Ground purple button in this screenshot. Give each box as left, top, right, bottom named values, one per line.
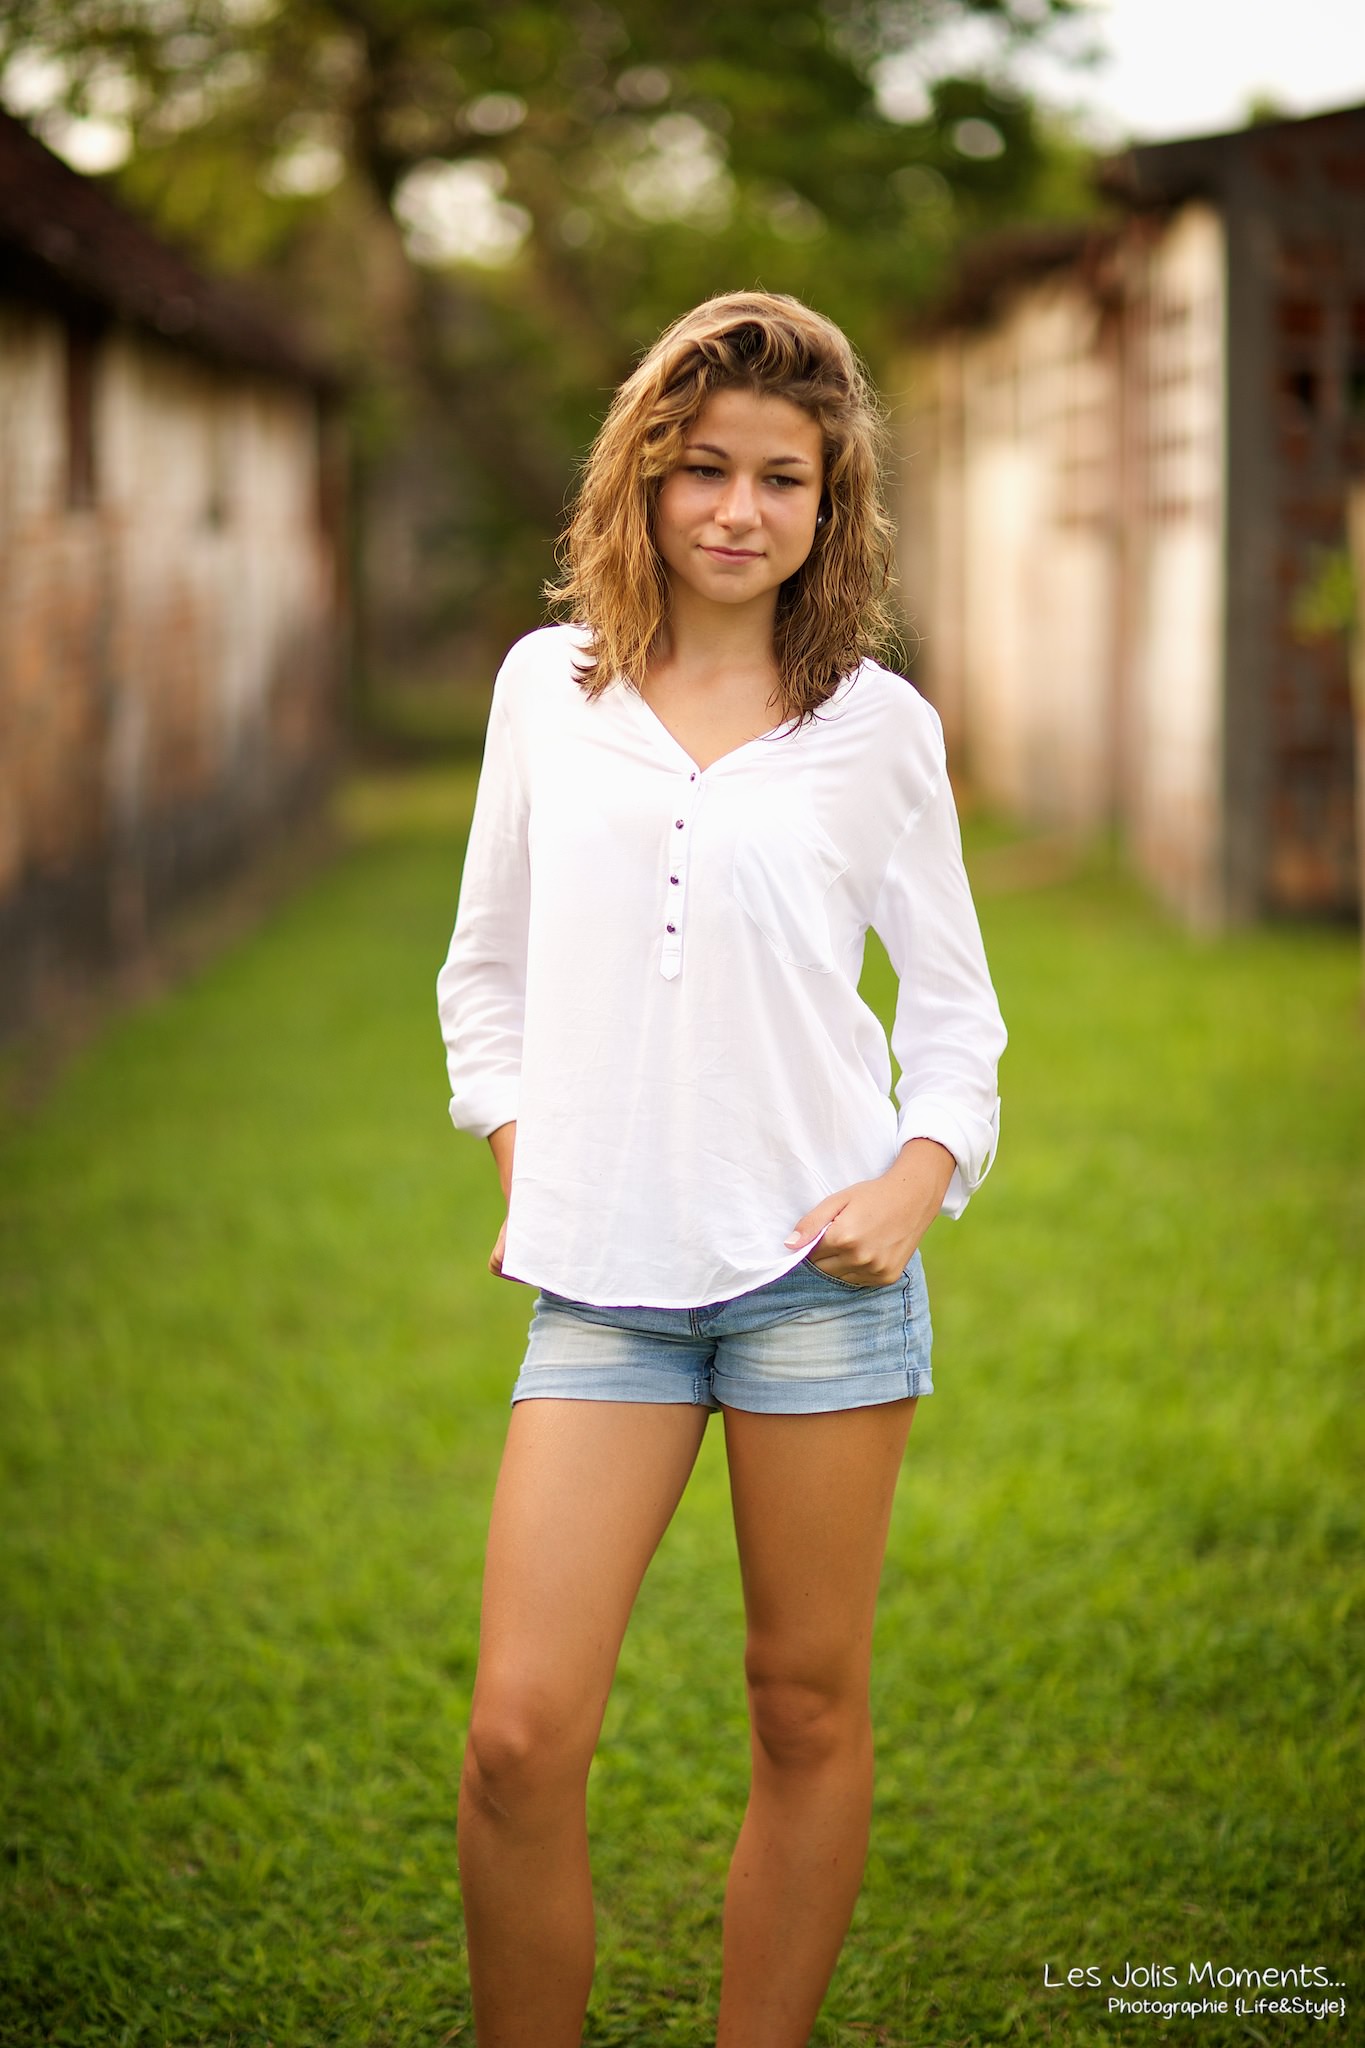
left=675, top=818, right=684, bottom=829
left=666, top=923, right=676, bottom=934
left=689, top=771, right=697, bottom=782
left=669, top=874, right=679, bottom=884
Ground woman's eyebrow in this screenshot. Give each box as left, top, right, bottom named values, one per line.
left=684, top=440, right=815, bottom=466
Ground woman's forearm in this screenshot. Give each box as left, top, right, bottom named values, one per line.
left=487, top=1120, right=517, bottom=1201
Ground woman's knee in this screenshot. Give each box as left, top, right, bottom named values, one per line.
left=462, top=1682, right=595, bottom=1821
left=744, top=1662, right=870, bottom=1773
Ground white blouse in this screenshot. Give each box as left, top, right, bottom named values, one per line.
left=437, top=624, right=1006, bottom=1309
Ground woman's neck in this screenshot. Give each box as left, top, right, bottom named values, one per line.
left=648, top=585, right=780, bottom=696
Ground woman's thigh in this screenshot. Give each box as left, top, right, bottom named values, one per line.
left=472, top=1398, right=711, bottom=1746
left=722, top=1399, right=917, bottom=1694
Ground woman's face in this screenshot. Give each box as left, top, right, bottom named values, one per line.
left=653, top=387, right=825, bottom=615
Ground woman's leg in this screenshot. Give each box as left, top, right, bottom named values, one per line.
left=716, top=1397, right=918, bottom=2048
left=459, top=1397, right=710, bottom=2048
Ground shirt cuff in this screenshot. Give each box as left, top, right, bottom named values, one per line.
left=448, top=1089, right=519, bottom=1142
left=895, top=1094, right=1001, bottom=1219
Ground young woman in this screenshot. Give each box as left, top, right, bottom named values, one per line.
left=436, top=291, right=1006, bottom=2048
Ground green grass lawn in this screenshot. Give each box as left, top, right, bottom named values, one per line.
left=2, top=766, right=1361, bottom=2048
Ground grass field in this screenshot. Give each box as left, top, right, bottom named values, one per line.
left=1, top=765, right=1361, bottom=2047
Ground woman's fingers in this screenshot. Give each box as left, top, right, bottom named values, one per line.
left=489, top=1218, right=507, bottom=1274
left=783, top=1189, right=853, bottom=1250
left=795, top=1179, right=917, bottom=1284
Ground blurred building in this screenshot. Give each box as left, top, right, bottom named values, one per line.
left=900, top=101, right=1365, bottom=927
left=0, top=110, right=347, bottom=1031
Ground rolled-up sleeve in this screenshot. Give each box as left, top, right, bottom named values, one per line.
left=871, top=723, right=1007, bottom=1217
left=436, top=670, right=531, bottom=1138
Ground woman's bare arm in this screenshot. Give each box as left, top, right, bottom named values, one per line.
left=487, top=1121, right=516, bottom=1273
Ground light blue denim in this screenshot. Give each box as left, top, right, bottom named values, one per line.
left=511, top=1252, right=933, bottom=1415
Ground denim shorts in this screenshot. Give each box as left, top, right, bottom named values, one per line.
left=511, top=1252, right=933, bottom=1415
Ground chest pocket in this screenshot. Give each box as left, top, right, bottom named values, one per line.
left=730, top=787, right=850, bottom=973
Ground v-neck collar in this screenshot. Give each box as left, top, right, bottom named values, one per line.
left=626, top=684, right=791, bottom=777
left=623, top=671, right=860, bottom=776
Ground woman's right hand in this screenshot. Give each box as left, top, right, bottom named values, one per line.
left=489, top=1217, right=508, bottom=1276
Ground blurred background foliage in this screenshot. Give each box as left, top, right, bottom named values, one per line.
left=0, top=0, right=1102, bottom=723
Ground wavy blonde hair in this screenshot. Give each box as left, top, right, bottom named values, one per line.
left=544, top=291, right=899, bottom=723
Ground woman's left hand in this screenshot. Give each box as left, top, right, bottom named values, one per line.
left=784, top=1138, right=957, bottom=1287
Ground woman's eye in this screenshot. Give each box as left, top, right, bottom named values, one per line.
left=679, top=465, right=805, bottom=488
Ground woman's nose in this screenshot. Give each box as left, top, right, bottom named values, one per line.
left=717, top=476, right=758, bottom=526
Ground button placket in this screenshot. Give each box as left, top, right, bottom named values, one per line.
left=660, top=769, right=700, bottom=979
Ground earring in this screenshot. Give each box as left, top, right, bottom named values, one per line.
left=815, top=506, right=830, bottom=529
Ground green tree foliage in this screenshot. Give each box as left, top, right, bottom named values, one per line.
left=1, top=0, right=1098, bottom=684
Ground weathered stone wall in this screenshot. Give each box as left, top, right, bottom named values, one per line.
left=1350, top=480, right=1365, bottom=983
left=1252, top=119, right=1364, bottom=915
left=1119, top=203, right=1227, bottom=928
left=899, top=205, right=1233, bottom=927
left=900, top=269, right=1126, bottom=836
left=0, top=303, right=344, bottom=1029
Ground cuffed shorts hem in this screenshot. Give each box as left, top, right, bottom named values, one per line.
left=712, top=1362, right=932, bottom=1413
left=509, top=1363, right=933, bottom=1413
